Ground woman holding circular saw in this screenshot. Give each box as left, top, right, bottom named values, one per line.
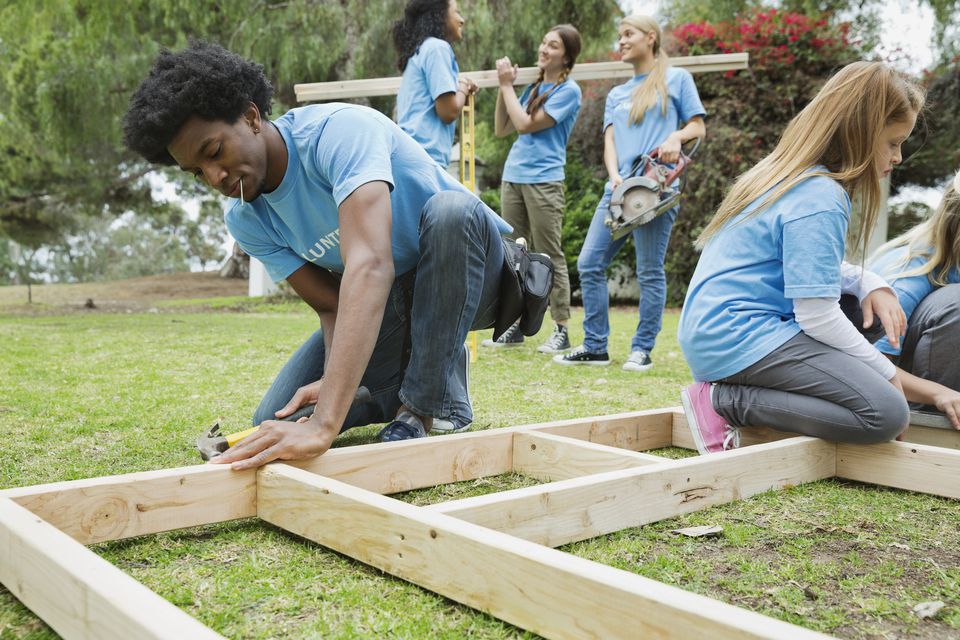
left=482, top=24, right=583, bottom=353
left=554, top=14, right=705, bottom=371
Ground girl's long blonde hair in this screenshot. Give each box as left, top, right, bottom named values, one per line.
left=870, top=169, right=960, bottom=286
left=696, top=61, right=924, bottom=255
left=620, top=15, right=669, bottom=125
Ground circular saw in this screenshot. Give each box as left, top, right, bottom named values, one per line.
left=606, top=138, right=701, bottom=240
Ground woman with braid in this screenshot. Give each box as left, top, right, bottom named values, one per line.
left=555, top=15, right=705, bottom=370
left=483, top=24, right=582, bottom=352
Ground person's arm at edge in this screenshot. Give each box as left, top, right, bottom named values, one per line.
left=892, top=366, right=960, bottom=429
left=286, top=263, right=341, bottom=367
left=494, top=89, right=515, bottom=137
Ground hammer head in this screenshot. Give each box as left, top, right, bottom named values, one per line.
left=196, top=423, right=230, bottom=461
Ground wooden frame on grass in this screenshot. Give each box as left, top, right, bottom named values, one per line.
left=1, top=407, right=957, bottom=639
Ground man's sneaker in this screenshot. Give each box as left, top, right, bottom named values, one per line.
left=537, top=324, right=571, bottom=353
left=378, top=410, right=428, bottom=442
left=432, top=344, right=473, bottom=435
left=553, top=345, right=610, bottom=366
left=481, top=322, right=523, bottom=347
left=680, top=382, right=740, bottom=454
left=622, top=350, right=653, bottom=372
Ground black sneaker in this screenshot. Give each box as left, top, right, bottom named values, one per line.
left=552, top=345, right=610, bottom=366
left=481, top=322, right=524, bottom=347
left=622, top=350, right=653, bottom=372
left=537, top=323, right=571, bottom=353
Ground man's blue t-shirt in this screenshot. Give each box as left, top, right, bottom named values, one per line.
left=869, top=245, right=960, bottom=355
left=603, top=66, right=705, bottom=182
left=502, top=79, right=582, bottom=184
left=678, top=172, right=852, bottom=382
left=224, top=104, right=509, bottom=282
left=396, top=37, right=459, bottom=166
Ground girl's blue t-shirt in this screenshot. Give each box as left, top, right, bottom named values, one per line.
left=396, top=37, right=459, bottom=166
left=501, top=79, right=582, bottom=184
left=224, top=104, right=509, bottom=282
left=678, top=172, right=852, bottom=382
left=603, top=66, right=706, bottom=182
left=868, top=245, right=960, bottom=355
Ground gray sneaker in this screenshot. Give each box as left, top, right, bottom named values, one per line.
left=432, top=344, right=473, bottom=434
left=537, top=324, right=571, bottom=353
left=622, top=350, right=653, bottom=372
left=481, top=322, right=523, bottom=347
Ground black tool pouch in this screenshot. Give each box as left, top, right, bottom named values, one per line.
left=492, top=238, right=555, bottom=340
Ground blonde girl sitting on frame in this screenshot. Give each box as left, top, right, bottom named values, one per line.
left=679, top=61, right=923, bottom=454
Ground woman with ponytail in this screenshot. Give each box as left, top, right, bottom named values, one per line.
left=678, top=62, right=927, bottom=454
left=392, top=0, right=478, bottom=165
left=866, top=170, right=960, bottom=426
left=482, top=25, right=583, bottom=352
left=554, top=15, right=706, bottom=370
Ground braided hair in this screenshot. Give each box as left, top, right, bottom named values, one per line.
left=524, top=25, right=581, bottom=115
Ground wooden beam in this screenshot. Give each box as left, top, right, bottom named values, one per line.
left=512, top=432, right=664, bottom=481
left=0, top=498, right=222, bottom=640
left=296, top=53, right=749, bottom=102
left=672, top=410, right=960, bottom=451
left=0, top=465, right=257, bottom=545
left=835, top=441, right=960, bottom=499
left=0, top=409, right=675, bottom=543
left=430, top=438, right=836, bottom=547
left=257, top=464, right=830, bottom=640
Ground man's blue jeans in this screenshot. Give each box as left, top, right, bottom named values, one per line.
left=576, top=188, right=677, bottom=355
left=253, top=191, right=504, bottom=431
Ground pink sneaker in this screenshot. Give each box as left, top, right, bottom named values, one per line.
left=681, top=382, right=740, bottom=454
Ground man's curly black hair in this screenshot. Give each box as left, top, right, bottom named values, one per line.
left=391, top=0, right=450, bottom=72
left=123, top=40, right=273, bottom=166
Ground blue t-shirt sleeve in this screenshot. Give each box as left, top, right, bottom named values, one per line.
left=781, top=211, right=847, bottom=298
left=542, top=82, right=581, bottom=125
left=420, top=39, right=458, bottom=100
left=226, top=208, right=306, bottom=282
left=676, top=70, right=706, bottom=122
left=313, top=109, right=396, bottom=206
left=603, top=91, right=616, bottom=131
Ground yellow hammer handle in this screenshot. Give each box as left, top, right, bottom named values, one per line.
left=225, top=426, right=260, bottom=447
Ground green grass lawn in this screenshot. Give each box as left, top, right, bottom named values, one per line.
left=0, top=301, right=957, bottom=639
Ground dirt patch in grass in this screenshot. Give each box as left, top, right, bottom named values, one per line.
left=0, top=271, right=248, bottom=313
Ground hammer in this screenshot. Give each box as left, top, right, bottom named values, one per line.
left=196, top=386, right=373, bottom=461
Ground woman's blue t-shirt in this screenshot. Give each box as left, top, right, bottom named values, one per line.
left=224, top=104, right=509, bottom=282
left=678, top=173, right=852, bottom=382
left=502, top=79, right=582, bottom=184
left=396, top=37, right=459, bottom=166
left=868, top=245, right=960, bottom=355
left=603, top=66, right=705, bottom=184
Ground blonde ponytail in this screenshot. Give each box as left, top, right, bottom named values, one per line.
left=621, top=15, right=669, bottom=125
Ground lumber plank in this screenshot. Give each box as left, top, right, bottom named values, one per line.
left=296, top=53, right=748, bottom=101
left=672, top=410, right=960, bottom=451
left=0, top=498, right=222, bottom=640
left=0, top=465, right=257, bottom=545
left=529, top=407, right=674, bottom=450
left=430, top=438, right=836, bottom=547
left=513, top=432, right=664, bottom=481
left=0, top=409, right=675, bottom=544
left=257, top=464, right=830, bottom=640
left=835, top=441, right=960, bottom=499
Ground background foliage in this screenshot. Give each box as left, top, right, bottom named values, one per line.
left=0, top=0, right=959, bottom=304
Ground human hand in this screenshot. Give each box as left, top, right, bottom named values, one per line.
left=933, top=389, right=960, bottom=429
left=459, top=76, right=479, bottom=95
left=495, top=57, right=517, bottom=86
left=209, top=418, right=338, bottom=470
left=862, top=288, right=906, bottom=349
left=610, top=174, right=624, bottom=189
left=274, top=379, right=324, bottom=419
left=659, top=133, right=683, bottom=163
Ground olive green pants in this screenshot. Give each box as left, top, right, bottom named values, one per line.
left=500, top=180, right=571, bottom=323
